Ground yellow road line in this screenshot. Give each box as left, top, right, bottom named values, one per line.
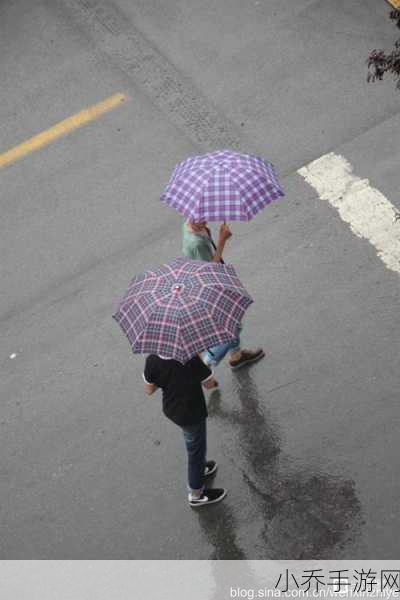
left=0, top=93, right=126, bottom=169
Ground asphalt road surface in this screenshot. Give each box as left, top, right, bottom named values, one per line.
left=1, top=0, right=399, bottom=559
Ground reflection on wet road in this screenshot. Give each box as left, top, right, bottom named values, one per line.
left=199, top=369, right=363, bottom=559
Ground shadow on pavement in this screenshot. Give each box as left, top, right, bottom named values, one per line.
left=199, top=369, right=363, bottom=559
left=196, top=501, right=245, bottom=560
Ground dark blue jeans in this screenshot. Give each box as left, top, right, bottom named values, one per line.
left=181, top=420, right=207, bottom=491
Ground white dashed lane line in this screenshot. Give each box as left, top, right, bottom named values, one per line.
left=298, top=152, right=400, bottom=275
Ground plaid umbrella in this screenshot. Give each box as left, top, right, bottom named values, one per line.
left=160, top=149, right=284, bottom=222
left=113, top=257, right=253, bottom=363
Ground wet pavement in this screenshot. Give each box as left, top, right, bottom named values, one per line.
left=1, top=0, right=399, bottom=558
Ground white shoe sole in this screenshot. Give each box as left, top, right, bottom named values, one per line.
left=189, top=490, right=227, bottom=508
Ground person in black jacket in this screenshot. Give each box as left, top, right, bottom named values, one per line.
left=143, top=353, right=227, bottom=507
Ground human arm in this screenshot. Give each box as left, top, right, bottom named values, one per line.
left=143, top=357, right=158, bottom=395
left=142, top=373, right=157, bottom=395
left=144, top=381, right=158, bottom=395
left=212, top=224, right=232, bottom=263
left=193, top=355, right=218, bottom=389
left=202, top=373, right=219, bottom=390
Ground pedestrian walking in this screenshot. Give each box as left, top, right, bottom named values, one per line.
left=160, top=149, right=284, bottom=369
left=182, top=221, right=264, bottom=369
left=113, top=258, right=253, bottom=504
left=143, top=353, right=227, bottom=507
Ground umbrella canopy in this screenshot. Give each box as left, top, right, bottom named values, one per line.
left=113, top=257, right=253, bottom=363
left=160, top=149, right=284, bottom=222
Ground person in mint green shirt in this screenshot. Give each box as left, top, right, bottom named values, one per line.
left=182, top=221, right=265, bottom=370
left=182, top=221, right=226, bottom=263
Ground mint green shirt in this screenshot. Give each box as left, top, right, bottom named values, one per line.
left=182, top=223, right=214, bottom=262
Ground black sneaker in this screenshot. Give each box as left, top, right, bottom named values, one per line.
left=189, top=488, right=227, bottom=508
left=204, top=460, right=218, bottom=478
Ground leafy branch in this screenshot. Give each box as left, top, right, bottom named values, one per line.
left=367, top=10, right=400, bottom=89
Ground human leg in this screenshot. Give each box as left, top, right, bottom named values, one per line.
left=181, top=420, right=207, bottom=496
left=202, top=332, right=241, bottom=367
left=181, top=421, right=226, bottom=507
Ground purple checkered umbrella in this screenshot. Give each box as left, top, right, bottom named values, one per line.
left=113, top=257, right=253, bottom=363
left=160, top=149, right=284, bottom=222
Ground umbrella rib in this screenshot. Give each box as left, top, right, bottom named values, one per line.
left=120, top=259, right=185, bottom=307
left=192, top=268, right=249, bottom=296
left=121, top=271, right=164, bottom=304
